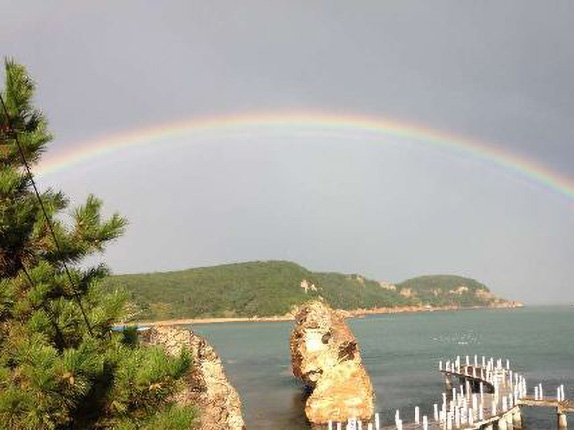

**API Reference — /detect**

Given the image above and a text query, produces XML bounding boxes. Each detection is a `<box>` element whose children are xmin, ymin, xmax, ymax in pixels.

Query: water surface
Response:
<box><xmin>192</xmin><ymin>306</ymin><xmax>573</xmax><ymax>429</ymax></box>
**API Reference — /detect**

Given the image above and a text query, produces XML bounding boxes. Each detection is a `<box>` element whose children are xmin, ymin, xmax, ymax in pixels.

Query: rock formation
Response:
<box><xmin>142</xmin><ymin>326</ymin><xmax>246</xmax><ymax>430</ymax></box>
<box><xmin>290</xmin><ymin>301</ymin><xmax>374</xmax><ymax>424</ymax></box>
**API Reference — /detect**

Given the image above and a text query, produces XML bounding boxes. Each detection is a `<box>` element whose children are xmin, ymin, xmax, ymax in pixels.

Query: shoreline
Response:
<box><xmin>122</xmin><ymin>302</ymin><xmax>524</xmax><ymax>327</ymax></box>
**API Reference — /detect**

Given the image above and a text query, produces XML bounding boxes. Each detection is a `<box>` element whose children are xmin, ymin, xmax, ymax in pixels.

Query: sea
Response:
<box><xmin>192</xmin><ymin>306</ymin><xmax>573</xmax><ymax>430</ymax></box>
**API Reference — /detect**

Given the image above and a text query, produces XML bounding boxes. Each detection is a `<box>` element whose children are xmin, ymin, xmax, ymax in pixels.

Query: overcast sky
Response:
<box><xmin>2</xmin><ymin>1</ymin><xmax>574</xmax><ymax>303</ymax></box>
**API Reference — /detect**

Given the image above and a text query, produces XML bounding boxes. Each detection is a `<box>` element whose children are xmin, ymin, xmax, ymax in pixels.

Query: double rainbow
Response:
<box><xmin>38</xmin><ymin>112</ymin><xmax>574</xmax><ymax>202</ymax></box>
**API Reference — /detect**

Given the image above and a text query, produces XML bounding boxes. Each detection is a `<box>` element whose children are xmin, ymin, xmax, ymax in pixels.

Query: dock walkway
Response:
<box><xmin>325</xmin><ymin>355</ymin><xmax>571</xmax><ymax>430</ymax></box>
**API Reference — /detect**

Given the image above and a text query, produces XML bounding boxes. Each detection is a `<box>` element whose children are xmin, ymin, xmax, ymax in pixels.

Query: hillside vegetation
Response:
<box><xmin>104</xmin><ymin>261</ymin><xmax>510</xmax><ymax>321</ymax></box>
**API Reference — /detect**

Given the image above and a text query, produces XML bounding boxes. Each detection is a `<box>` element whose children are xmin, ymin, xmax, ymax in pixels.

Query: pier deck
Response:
<box><xmin>325</xmin><ymin>355</ymin><xmax>571</xmax><ymax>430</ymax></box>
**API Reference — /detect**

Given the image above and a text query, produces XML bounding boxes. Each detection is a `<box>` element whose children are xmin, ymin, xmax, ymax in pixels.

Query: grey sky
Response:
<box><xmin>3</xmin><ymin>1</ymin><xmax>574</xmax><ymax>303</ymax></box>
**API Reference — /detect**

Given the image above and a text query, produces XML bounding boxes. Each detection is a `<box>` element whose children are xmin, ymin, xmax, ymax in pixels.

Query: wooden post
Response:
<box><xmin>445</xmin><ymin>374</ymin><xmax>452</xmax><ymax>391</ymax></box>
<box><xmin>513</xmin><ymin>410</ymin><xmax>522</xmax><ymax>429</ymax></box>
<box><xmin>558</xmin><ymin>412</ymin><xmax>568</xmax><ymax>429</ymax></box>
<box><xmin>506</xmin><ymin>413</ymin><xmax>514</xmax><ymax>430</ymax></box>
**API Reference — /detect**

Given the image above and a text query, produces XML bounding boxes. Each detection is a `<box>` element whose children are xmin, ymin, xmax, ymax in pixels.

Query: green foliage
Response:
<box><xmin>0</xmin><ymin>60</ymin><xmax>194</xmax><ymax>429</ymax></box>
<box><xmin>104</xmin><ymin>261</ymin><xmax>504</xmax><ymax>321</ymax></box>
<box><xmin>395</xmin><ymin>274</ymin><xmax>497</xmax><ymax>307</ymax></box>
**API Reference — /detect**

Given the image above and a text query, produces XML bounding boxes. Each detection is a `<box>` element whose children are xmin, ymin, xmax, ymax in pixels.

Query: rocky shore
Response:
<box><xmin>289</xmin><ymin>301</ymin><xmax>375</xmax><ymax>424</ymax></box>
<box><xmin>127</xmin><ymin>302</ymin><xmax>524</xmax><ymax>326</ymax></box>
<box><xmin>142</xmin><ymin>326</ymin><xmax>246</xmax><ymax>430</ymax></box>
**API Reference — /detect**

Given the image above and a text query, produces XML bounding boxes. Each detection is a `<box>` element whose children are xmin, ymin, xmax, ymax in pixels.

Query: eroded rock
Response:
<box><xmin>142</xmin><ymin>326</ymin><xmax>246</xmax><ymax>430</ymax></box>
<box><xmin>290</xmin><ymin>301</ymin><xmax>374</xmax><ymax>423</ymax></box>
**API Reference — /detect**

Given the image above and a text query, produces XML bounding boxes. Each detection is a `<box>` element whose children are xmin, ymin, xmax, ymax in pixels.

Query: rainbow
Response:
<box><xmin>37</xmin><ymin>112</ymin><xmax>574</xmax><ymax>202</ymax></box>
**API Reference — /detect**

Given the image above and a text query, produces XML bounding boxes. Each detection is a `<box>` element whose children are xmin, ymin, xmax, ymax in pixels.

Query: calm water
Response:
<box><xmin>192</xmin><ymin>306</ymin><xmax>574</xmax><ymax>429</ymax></box>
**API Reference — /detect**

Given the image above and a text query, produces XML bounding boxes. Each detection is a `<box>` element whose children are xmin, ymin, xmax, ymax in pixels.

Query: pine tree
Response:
<box><xmin>0</xmin><ymin>59</ymin><xmax>194</xmax><ymax>429</ymax></box>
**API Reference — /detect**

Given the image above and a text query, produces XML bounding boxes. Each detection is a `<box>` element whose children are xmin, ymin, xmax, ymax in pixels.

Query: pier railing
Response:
<box><xmin>323</xmin><ymin>355</ymin><xmax>570</xmax><ymax>430</ymax></box>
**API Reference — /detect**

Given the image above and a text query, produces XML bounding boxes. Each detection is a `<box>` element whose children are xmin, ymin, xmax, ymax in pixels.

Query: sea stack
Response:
<box><xmin>290</xmin><ymin>301</ymin><xmax>375</xmax><ymax>424</ymax></box>
<box><xmin>142</xmin><ymin>326</ymin><xmax>246</xmax><ymax>430</ymax></box>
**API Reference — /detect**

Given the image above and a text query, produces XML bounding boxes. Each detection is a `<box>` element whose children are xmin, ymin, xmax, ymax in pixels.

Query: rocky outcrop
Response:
<box><xmin>142</xmin><ymin>326</ymin><xmax>246</xmax><ymax>430</ymax></box>
<box><xmin>289</xmin><ymin>301</ymin><xmax>374</xmax><ymax>424</ymax></box>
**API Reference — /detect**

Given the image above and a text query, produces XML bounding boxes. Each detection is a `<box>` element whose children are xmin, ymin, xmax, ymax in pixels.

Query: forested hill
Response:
<box><xmin>103</xmin><ymin>261</ymin><xmax>514</xmax><ymax>321</ymax></box>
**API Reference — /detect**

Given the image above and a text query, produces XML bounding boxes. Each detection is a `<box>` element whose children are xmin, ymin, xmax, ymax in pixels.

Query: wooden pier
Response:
<box><xmin>323</xmin><ymin>355</ymin><xmax>571</xmax><ymax>430</ymax></box>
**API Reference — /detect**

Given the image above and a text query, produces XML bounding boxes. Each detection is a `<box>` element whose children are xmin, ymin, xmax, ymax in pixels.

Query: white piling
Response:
<box><xmin>415</xmin><ymin>406</ymin><xmax>420</xmax><ymax>424</ymax></box>
<box><xmin>423</xmin><ymin>415</ymin><xmax>428</xmax><ymax>430</ymax></box>
<box><xmin>337</xmin><ymin>422</ymin><xmax>342</xmax><ymax>430</ymax></box>
<box><xmin>440</xmin><ymin>360</ymin><xmax>443</xmax><ymax>371</ymax></box>
<box><xmin>434</xmin><ymin>404</ymin><xmax>439</xmax><ymax>421</ymax></box>
<box><xmin>328</xmin><ymin>421</ymin><xmax>333</xmax><ymax>430</ymax></box>
<box><xmin>367</xmin><ymin>424</ymin><xmax>373</xmax><ymax>430</ymax></box>
<box><xmin>479</xmin><ymin>406</ymin><xmax>484</xmax><ymax>421</ymax></box>
<box><xmin>466</xmin><ymin>355</ymin><xmax>470</xmax><ymax>366</ymax></box>
<box><xmin>535</xmin><ymin>386</ymin><xmax>539</xmax><ymax>400</ymax></box>
<box><xmin>374</xmin><ymin>413</ymin><xmax>380</xmax><ymax>430</ymax></box>
<box><xmin>469</xmin><ymin>408</ymin><xmax>474</xmax><ymax>425</ymax></box>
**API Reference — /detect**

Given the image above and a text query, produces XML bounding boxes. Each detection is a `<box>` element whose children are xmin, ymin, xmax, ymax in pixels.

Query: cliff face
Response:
<box><xmin>290</xmin><ymin>301</ymin><xmax>374</xmax><ymax>424</ymax></box>
<box><xmin>142</xmin><ymin>326</ymin><xmax>246</xmax><ymax>430</ymax></box>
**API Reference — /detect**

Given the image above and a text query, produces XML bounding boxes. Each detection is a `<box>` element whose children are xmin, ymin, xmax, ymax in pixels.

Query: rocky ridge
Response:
<box><xmin>142</xmin><ymin>326</ymin><xmax>246</xmax><ymax>430</ymax></box>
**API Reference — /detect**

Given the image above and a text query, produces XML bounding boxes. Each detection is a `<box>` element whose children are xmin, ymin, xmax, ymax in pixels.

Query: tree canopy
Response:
<box><xmin>0</xmin><ymin>59</ymin><xmax>194</xmax><ymax>430</ymax></box>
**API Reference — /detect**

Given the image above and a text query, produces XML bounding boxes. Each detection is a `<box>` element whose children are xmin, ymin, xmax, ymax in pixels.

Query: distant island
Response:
<box><xmin>103</xmin><ymin>261</ymin><xmax>523</xmax><ymax>323</ymax></box>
